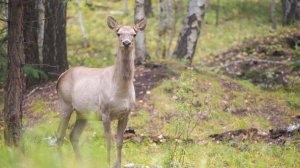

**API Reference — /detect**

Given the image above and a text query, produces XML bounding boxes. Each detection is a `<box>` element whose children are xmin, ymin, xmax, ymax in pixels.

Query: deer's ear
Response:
<box><xmin>134</xmin><ymin>18</ymin><xmax>146</xmax><ymax>32</ymax></box>
<box><xmin>107</xmin><ymin>16</ymin><xmax>119</xmax><ymax>30</ymax></box>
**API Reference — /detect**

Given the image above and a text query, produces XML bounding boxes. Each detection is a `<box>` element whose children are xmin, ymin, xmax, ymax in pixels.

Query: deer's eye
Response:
<box><xmin>117</xmin><ymin>33</ymin><xmax>121</xmax><ymax>37</ymax></box>
<box><xmin>133</xmin><ymin>34</ymin><xmax>136</xmax><ymax>37</ymax></box>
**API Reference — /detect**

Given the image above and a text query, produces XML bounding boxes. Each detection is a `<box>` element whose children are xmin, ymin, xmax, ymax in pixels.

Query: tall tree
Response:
<box><xmin>271</xmin><ymin>0</ymin><xmax>277</xmax><ymax>30</ymax></box>
<box><xmin>144</xmin><ymin>0</ymin><xmax>153</xmax><ymax>17</ymax></box>
<box><xmin>134</xmin><ymin>0</ymin><xmax>148</xmax><ymax>65</ymax></box>
<box><xmin>4</xmin><ymin>0</ymin><xmax>24</xmax><ymax>146</ymax></box>
<box><xmin>215</xmin><ymin>0</ymin><xmax>220</xmax><ymax>26</ymax></box>
<box><xmin>23</xmin><ymin>0</ymin><xmax>40</xmax><ymax>88</ymax></box>
<box><xmin>43</xmin><ymin>0</ymin><xmax>68</xmax><ymax>79</ymax></box>
<box><xmin>37</xmin><ymin>0</ymin><xmax>44</xmax><ymax>56</ymax></box>
<box><xmin>172</xmin><ymin>0</ymin><xmax>208</xmax><ymax>65</ymax></box>
<box><xmin>282</xmin><ymin>0</ymin><xmax>300</xmax><ymax>25</ymax></box>
<box><xmin>56</xmin><ymin>0</ymin><xmax>68</xmax><ymax>73</ymax></box>
<box><xmin>74</xmin><ymin>0</ymin><xmax>89</xmax><ymax>48</ymax></box>
<box><xmin>123</xmin><ymin>0</ymin><xmax>129</xmax><ymax>15</ymax></box>
<box><xmin>156</xmin><ymin>0</ymin><xmax>175</xmax><ymax>58</ymax></box>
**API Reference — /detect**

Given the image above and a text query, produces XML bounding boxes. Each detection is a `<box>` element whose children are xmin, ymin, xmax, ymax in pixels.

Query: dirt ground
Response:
<box><xmin>210</xmin><ymin>28</ymin><xmax>300</xmax><ymax>89</ymax></box>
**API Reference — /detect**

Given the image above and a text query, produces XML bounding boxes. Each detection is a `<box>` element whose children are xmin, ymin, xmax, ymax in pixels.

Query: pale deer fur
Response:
<box><xmin>54</xmin><ymin>16</ymin><xmax>146</xmax><ymax>168</ymax></box>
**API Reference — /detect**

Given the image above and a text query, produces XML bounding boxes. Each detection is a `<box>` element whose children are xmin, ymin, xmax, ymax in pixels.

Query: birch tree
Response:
<box><xmin>271</xmin><ymin>0</ymin><xmax>277</xmax><ymax>30</ymax></box>
<box><xmin>172</xmin><ymin>0</ymin><xmax>208</xmax><ymax>65</ymax></box>
<box><xmin>282</xmin><ymin>0</ymin><xmax>300</xmax><ymax>25</ymax></box>
<box><xmin>134</xmin><ymin>0</ymin><xmax>148</xmax><ymax>65</ymax></box>
<box><xmin>156</xmin><ymin>0</ymin><xmax>175</xmax><ymax>58</ymax></box>
<box><xmin>123</xmin><ymin>0</ymin><xmax>129</xmax><ymax>15</ymax></box>
<box><xmin>74</xmin><ymin>0</ymin><xmax>89</xmax><ymax>48</ymax></box>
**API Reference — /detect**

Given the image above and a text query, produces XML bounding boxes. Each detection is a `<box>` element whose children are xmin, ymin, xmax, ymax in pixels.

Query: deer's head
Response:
<box><xmin>107</xmin><ymin>16</ymin><xmax>146</xmax><ymax>50</ymax></box>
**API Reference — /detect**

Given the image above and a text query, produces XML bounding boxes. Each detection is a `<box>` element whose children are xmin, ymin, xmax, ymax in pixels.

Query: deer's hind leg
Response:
<box><xmin>70</xmin><ymin>114</ymin><xmax>87</xmax><ymax>159</ymax></box>
<box><xmin>55</xmin><ymin>100</ymin><xmax>73</xmax><ymax>146</ymax></box>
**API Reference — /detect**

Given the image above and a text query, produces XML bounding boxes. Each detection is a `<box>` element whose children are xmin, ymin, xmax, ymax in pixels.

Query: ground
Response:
<box><xmin>18</xmin><ymin>45</ymin><xmax>300</xmax><ymax>167</ymax></box>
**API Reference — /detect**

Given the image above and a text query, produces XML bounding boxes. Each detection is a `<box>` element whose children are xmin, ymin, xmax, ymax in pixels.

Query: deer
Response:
<box><xmin>52</xmin><ymin>16</ymin><xmax>146</xmax><ymax>168</ymax></box>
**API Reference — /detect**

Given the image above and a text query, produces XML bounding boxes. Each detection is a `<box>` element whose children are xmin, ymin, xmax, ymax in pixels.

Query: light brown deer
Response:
<box><xmin>53</xmin><ymin>16</ymin><xmax>146</xmax><ymax>168</ymax></box>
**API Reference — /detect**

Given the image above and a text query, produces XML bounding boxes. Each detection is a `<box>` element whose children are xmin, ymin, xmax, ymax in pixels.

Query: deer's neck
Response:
<box><xmin>113</xmin><ymin>48</ymin><xmax>134</xmax><ymax>85</ymax></box>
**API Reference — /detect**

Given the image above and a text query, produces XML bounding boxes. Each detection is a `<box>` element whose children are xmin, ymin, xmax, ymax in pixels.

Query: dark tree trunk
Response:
<box><xmin>144</xmin><ymin>0</ymin><xmax>153</xmax><ymax>17</ymax></box>
<box><xmin>56</xmin><ymin>0</ymin><xmax>68</xmax><ymax>74</ymax></box>
<box><xmin>24</xmin><ymin>0</ymin><xmax>40</xmax><ymax>88</ymax></box>
<box><xmin>43</xmin><ymin>0</ymin><xmax>68</xmax><ymax>79</ymax></box>
<box><xmin>43</xmin><ymin>0</ymin><xmax>57</xmax><ymax>78</ymax></box>
<box><xmin>4</xmin><ymin>0</ymin><xmax>24</xmax><ymax>146</ymax></box>
<box><xmin>282</xmin><ymin>0</ymin><xmax>300</xmax><ymax>25</ymax></box>
<box><xmin>172</xmin><ymin>0</ymin><xmax>208</xmax><ymax>65</ymax></box>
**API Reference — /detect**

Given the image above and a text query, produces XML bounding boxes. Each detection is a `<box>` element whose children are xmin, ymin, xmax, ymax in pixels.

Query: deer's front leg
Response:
<box><xmin>102</xmin><ymin>114</ymin><xmax>112</xmax><ymax>167</ymax></box>
<box><xmin>113</xmin><ymin>114</ymin><xmax>129</xmax><ymax>168</ymax></box>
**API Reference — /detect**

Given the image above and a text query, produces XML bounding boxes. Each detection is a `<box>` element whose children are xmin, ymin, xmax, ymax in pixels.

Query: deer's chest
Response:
<box><xmin>108</xmin><ymin>97</ymin><xmax>134</xmax><ymax>119</ymax></box>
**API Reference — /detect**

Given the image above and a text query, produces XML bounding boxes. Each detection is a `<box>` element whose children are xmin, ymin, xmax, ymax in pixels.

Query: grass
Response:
<box><xmin>1</xmin><ymin>0</ymin><xmax>300</xmax><ymax>167</ymax></box>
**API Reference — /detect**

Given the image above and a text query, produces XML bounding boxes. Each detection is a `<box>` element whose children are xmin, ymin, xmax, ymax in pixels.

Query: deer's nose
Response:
<box><xmin>122</xmin><ymin>41</ymin><xmax>131</xmax><ymax>47</ymax></box>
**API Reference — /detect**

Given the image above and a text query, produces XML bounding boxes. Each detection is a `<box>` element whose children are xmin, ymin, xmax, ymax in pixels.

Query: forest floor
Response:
<box><xmin>7</xmin><ymin>28</ymin><xmax>298</xmax><ymax>168</ymax></box>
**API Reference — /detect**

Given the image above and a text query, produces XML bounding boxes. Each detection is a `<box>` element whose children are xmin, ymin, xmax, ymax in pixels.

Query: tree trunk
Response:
<box><xmin>37</xmin><ymin>0</ymin><xmax>45</xmax><ymax>60</ymax></box>
<box><xmin>144</xmin><ymin>0</ymin><xmax>153</xmax><ymax>17</ymax></box>
<box><xmin>134</xmin><ymin>0</ymin><xmax>148</xmax><ymax>65</ymax></box>
<box><xmin>4</xmin><ymin>0</ymin><xmax>24</xmax><ymax>146</ymax></box>
<box><xmin>43</xmin><ymin>0</ymin><xmax>57</xmax><ymax>78</ymax></box>
<box><xmin>282</xmin><ymin>0</ymin><xmax>300</xmax><ymax>25</ymax></box>
<box><xmin>23</xmin><ymin>0</ymin><xmax>40</xmax><ymax>88</ymax></box>
<box><xmin>43</xmin><ymin>0</ymin><xmax>68</xmax><ymax>79</ymax></box>
<box><xmin>215</xmin><ymin>0</ymin><xmax>220</xmax><ymax>26</ymax></box>
<box><xmin>156</xmin><ymin>0</ymin><xmax>175</xmax><ymax>58</ymax></box>
<box><xmin>271</xmin><ymin>0</ymin><xmax>277</xmax><ymax>30</ymax></box>
<box><xmin>172</xmin><ymin>0</ymin><xmax>208</xmax><ymax>65</ymax></box>
<box><xmin>123</xmin><ymin>0</ymin><xmax>129</xmax><ymax>15</ymax></box>
<box><xmin>56</xmin><ymin>0</ymin><xmax>68</xmax><ymax>74</ymax></box>
<box><xmin>74</xmin><ymin>0</ymin><xmax>89</xmax><ymax>48</ymax></box>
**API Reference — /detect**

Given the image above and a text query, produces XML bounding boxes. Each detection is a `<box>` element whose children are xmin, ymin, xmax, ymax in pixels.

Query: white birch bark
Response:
<box><xmin>123</xmin><ymin>0</ymin><xmax>129</xmax><ymax>15</ymax></box>
<box><xmin>172</xmin><ymin>0</ymin><xmax>208</xmax><ymax>65</ymax></box>
<box><xmin>74</xmin><ymin>0</ymin><xmax>89</xmax><ymax>48</ymax></box>
<box><xmin>156</xmin><ymin>0</ymin><xmax>175</xmax><ymax>58</ymax></box>
<box><xmin>134</xmin><ymin>0</ymin><xmax>147</xmax><ymax>65</ymax></box>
